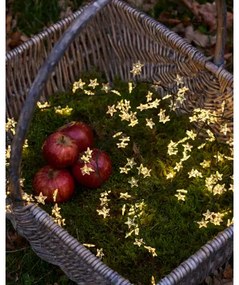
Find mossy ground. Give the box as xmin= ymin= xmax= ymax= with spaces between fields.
xmin=6 ymin=72 xmax=233 ymax=285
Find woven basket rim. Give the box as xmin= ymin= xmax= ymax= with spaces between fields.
xmin=5 ymin=0 xmax=233 ymax=82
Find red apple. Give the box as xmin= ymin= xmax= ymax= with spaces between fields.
xmin=58 ymin=121 xmax=94 ymax=153
xmin=33 ymin=165 xmax=75 ymax=203
xmin=42 ymin=131 xmax=79 ymax=168
xmin=72 ymin=148 xmax=112 ymax=188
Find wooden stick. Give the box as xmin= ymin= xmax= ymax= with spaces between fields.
xmin=214 ymin=0 xmax=227 ymax=66
xmin=9 ymin=0 xmax=112 ymax=202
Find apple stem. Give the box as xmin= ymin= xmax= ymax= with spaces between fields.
xmin=58 ymin=134 xmax=70 ymax=145
xmin=60 ymin=135 xmax=66 ymax=144
xmin=48 ymin=169 xmax=56 ymax=179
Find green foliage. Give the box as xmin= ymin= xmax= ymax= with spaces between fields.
xmin=12 ymin=0 xmax=85 ymax=36
xmin=13 ymin=0 xmax=61 ymax=35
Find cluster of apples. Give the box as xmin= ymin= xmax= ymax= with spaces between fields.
xmin=33 ymin=121 xmax=112 ymax=203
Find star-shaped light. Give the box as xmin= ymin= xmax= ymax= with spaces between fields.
xmin=54 ymin=105 xmax=73 ymax=116
xmin=111 ymin=89 xmax=121 ymax=96
xmin=186 ymin=130 xmax=197 ymax=140
xmin=88 ymin=78 xmax=99 ymax=89
xmin=158 ymin=109 xmax=170 ymax=124
xmin=198 ymin=143 xmax=206 ymax=149
xmin=72 ymin=78 xmax=85 ymax=92
xmin=174 ymin=74 xmax=183 ymax=85
xmin=117 ymin=136 xmax=130 ymax=148
xmin=142 ymin=167 xmax=152 ymax=178
xmin=119 ymin=111 xmax=131 ymax=121
xmin=81 ymin=147 xmax=93 ymax=163
xmin=117 ymin=141 xmax=129 ymax=148
xmin=162 ymin=94 xmax=172 ymax=100
xmin=125 ymin=158 xmax=136 ymax=168
xmin=83 ymin=243 xmax=96 ymax=248
xmin=119 ymin=166 xmax=131 ymax=174
xmin=37 ymin=101 xmax=51 ymax=109
xmin=149 ymin=99 xmax=160 ymax=108
xmin=35 ymin=192 xmax=48 ymax=205
xmin=133 ymin=238 xmax=145 ymax=247
xmin=128 ymin=177 xmax=139 ymax=188
xmin=220 ymin=124 xmax=231 ymax=135
xmin=101 ymin=82 xmax=111 ymax=93
xmin=144 ymin=245 xmax=157 ymax=257
xmin=137 ymin=164 xmax=151 ymax=178
xmin=51 ymin=203 xmax=61 ymax=218
xmin=188 ymin=168 xmax=202 ymax=178
xmin=166 ymin=172 xmax=175 ymax=180
xmin=130 ymin=61 xmax=144 ymax=76
xmin=85 ymin=147 xmax=93 ymax=156
xmin=96 ymin=248 xmax=104 ymax=259
xmin=202 ymin=209 xmax=213 ymax=220
xmin=97 ymin=207 xmax=110 ymax=218
xmin=81 ymin=164 xmax=95 ymax=175
xmin=113 ymin=132 xmax=122 ymax=138
xmin=99 ymin=196 xmax=110 ymax=206
xmin=106 ymin=105 xmax=117 ymax=116
xmin=210 ymin=213 xmax=224 ymax=225
xmin=122 ymin=204 xmax=126 ymax=216
xmin=137 ymin=103 xmax=149 ymax=111
xmin=146 ymin=91 xmax=153 ymax=102
xmin=196 ymin=219 xmax=209 ymax=228
xmin=119 ymin=192 xmax=132 ymax=199
xmin=174 ymin=161 xmax=183 ymax=172
xmin=84 ymin=89 xmax=95 ymax=96
xmin=214 ymin=152 xmax=224 ymax=162
xmin=22 ymin=192 xmax=35 ymax=202
xmin=128 ymin=118 xmax=138 ymax=127
xmin=200 ymin=160 xmax=211 ymax=169
xmin=146 ymin=118 xmax=155 ymax=129
xmin=128 ymin=82 xmax=135 ymax=94
xmin=213 ymin=183 xmax=226 ymax=195
xmin=125 ymin=217 xmax=136 ymax=229
xmin=182 ymin=143 xmax=193 ymax=152
xmin=53 ymin=189 xmax=58 ymax=202
xmin=175 ymin=193 xmax=186 ymax=201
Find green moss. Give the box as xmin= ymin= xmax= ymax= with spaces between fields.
xmin=12 ymin=0 xmax=85 ymax=36
xmin=7 ymin=73 xmax=233 ymax=284
xmin=12 ymin=0 xmax=61 ymax=36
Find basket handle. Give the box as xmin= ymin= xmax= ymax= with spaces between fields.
xmin=8 ymin=0 xmax=112 ymax=203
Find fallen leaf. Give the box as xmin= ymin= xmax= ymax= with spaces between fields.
xmin=223 ymin=263 xmax=233 ymax=279
xmin=181 ymin=0 xmax=233 ymax=32
xmin=158 ymin=12 xmax=181 ymax=26
xmin=171 ymin=23 xmax=186 ymax=34
xmin=20 ymin=34 xmax=29 ymax=42
xmin=6 ymin=228 xmax=28 ymax=251
xmin=8 ymin=31 xmax=23 ymax=49
xmin=6 ymin=14 xmax=12 ymax=34
xmin=224 ymin=53 xmax=232 ymax=60
xmin=184 ymin=25 xmax=216 ymax=48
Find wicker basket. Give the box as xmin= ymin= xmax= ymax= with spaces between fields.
xmin=6 ymin=0 xmax=233 ymax=284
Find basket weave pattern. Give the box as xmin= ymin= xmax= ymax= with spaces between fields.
xmin=7 ymin=204 xmax=130 ymax=284
xmin=6 ymin=0 xmax=233 ymax=284
xmin=6 ymin=0 xmax=233 ymax=142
